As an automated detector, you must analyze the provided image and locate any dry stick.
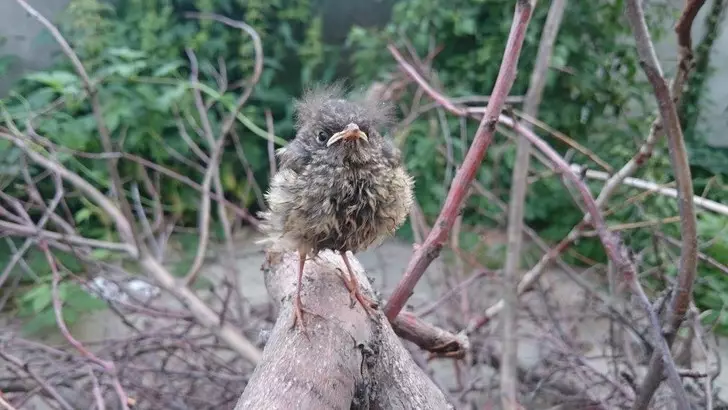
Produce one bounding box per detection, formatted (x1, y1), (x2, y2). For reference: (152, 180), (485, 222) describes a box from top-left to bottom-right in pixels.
(500, 117), (692, 408)
(0, 133), (263, 364)
(570, 164), (728, 216)
(0, 395), (19, 410)
(87, 367), (106, 410)
(0, 172), (64, 289)
(0, 134), (138, 257)
(265, 109), (277, 177)
(14, 0), (139, 250)
(182, 14), (264, 286)
(39, 241), (130, 410)
(501, 1), (564, 407)
(626, 0), (702, 408)
(384, 0), (537, 321)
(182, 48), (221, 285)
(0, 351), (75, 410)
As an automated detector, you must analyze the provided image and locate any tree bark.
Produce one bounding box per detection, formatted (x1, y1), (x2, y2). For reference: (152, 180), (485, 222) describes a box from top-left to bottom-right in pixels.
(235, 249), (454, 410)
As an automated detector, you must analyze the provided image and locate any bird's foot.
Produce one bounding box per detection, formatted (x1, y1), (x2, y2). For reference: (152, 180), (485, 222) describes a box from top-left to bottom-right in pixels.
(350, 286), (379, 318)
(290, 296), (319, 339)
(336, 268), (378, 317)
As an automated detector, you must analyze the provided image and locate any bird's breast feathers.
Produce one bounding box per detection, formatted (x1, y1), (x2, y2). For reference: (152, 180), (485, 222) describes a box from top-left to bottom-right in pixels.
(261, 162), (413, 254)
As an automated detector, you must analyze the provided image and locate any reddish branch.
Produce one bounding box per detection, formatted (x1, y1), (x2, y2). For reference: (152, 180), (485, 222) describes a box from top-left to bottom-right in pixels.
(39, 240), (130, 410)
(391, 311), (469, 359)
(384, 0), (537, 321)
(388, 0), (704, 341)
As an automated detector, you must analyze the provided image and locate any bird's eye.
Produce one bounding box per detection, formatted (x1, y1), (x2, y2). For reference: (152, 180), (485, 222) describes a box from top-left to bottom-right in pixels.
(316, 131), (328, 144)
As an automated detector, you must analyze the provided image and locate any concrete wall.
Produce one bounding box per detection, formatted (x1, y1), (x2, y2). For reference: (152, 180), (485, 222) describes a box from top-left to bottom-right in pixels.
(654, 0), (728, 147)
(0, 0), (71, 96)
(0, 0), (726, 146)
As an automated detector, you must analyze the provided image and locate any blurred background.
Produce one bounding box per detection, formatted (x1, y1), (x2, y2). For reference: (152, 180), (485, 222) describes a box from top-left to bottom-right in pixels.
(1, 0), (728, 409)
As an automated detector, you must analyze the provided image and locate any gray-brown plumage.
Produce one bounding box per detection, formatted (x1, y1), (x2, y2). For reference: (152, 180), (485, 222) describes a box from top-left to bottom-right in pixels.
(258, 84), (414, 334)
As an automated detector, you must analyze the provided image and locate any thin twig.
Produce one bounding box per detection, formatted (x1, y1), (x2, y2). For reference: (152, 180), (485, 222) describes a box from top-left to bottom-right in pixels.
(87, 367), (106, 410)
(41, 240), (130, 410)
(0, 350), (75, 410)
(265, 109), (277, 177)
(570, 164), (727, 216)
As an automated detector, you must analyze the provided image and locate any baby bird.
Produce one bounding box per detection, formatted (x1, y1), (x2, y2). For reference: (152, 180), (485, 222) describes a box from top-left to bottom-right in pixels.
(258, 84), (414, 334)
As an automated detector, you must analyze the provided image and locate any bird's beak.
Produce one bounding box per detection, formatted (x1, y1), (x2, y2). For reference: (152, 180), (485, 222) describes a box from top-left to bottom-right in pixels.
(326, 123), (369, 147)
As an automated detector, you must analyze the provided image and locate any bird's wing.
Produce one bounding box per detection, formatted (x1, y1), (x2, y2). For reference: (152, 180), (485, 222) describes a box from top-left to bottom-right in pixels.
(380, 137), (403, 167)
(276, 139), (309, 174)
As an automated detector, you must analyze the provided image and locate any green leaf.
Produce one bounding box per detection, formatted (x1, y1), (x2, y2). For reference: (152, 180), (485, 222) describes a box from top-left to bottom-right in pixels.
(155, 83), (187, 111)
(89, 248), (113, 261)
(75, 208), (93, 223)
(24, 71), (79, 92)
(107, 47), (146, 60)
(21, 308), (57, 335)
(98, 61), (148, 78)
(64, 284), (108, 312)
(153, 60), (184, 76)
(20, 284), (53, 314)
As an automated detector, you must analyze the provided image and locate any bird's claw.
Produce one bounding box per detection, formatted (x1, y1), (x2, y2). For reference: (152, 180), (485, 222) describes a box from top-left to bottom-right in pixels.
(290, 297), (319, 340)
(350, 287), (379, 317)
(336, 268), (378, 316)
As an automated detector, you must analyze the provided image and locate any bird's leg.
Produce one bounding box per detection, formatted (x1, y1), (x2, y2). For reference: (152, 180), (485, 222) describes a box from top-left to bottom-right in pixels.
(340, 252), (378, 317)
(291, 248), (317, 337)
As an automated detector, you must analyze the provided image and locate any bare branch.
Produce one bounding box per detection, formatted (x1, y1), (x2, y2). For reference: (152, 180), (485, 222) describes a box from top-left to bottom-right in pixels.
(384, 0), (538, 321)
(0, 350), (75, 410)
(626, 0), (704, 408)
(0, 132), (137, 255)
(570, 164), (728, 216)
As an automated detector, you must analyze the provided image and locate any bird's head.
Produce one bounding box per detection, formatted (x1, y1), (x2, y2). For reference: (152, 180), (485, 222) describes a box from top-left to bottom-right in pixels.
(286, 83), (396, 166)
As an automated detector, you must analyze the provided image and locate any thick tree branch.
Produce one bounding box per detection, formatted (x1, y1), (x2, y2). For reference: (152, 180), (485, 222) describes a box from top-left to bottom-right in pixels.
(236, 250), (454, 409)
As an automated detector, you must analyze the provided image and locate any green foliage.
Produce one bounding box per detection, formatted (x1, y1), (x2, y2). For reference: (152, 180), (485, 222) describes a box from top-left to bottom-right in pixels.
(0, 242), (108, 335)
(17, 279), (108, 335)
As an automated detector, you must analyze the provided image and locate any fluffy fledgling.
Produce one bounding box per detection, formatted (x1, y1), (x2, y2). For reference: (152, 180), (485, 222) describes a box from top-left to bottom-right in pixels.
(258, 84), (414, 333)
